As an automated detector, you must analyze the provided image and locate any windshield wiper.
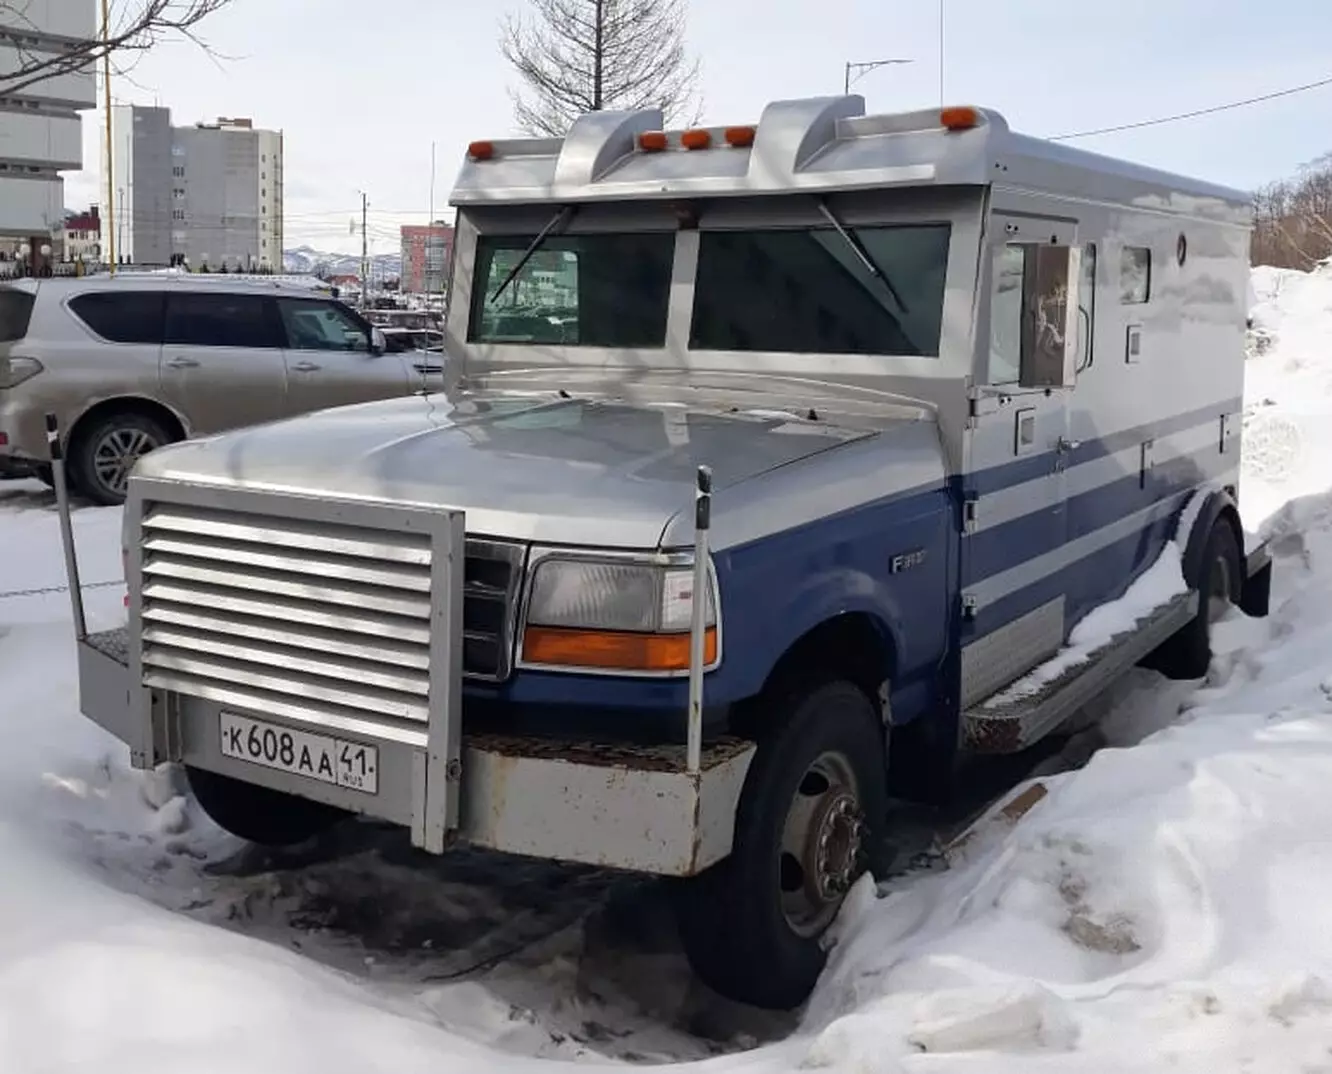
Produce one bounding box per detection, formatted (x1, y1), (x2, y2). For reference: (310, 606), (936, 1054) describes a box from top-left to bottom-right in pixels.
(816, 199), (910, 314)
(489, 206), (576, 304)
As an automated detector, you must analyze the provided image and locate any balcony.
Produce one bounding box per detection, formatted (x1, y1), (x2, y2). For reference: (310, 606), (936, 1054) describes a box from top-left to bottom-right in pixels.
(0, 174), (63, 235)
(0, 111), (82, 170)
(0, 45), (96, 107)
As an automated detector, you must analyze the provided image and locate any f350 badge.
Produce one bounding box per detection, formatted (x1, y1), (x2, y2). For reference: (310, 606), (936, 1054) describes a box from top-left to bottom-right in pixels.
(890, 548), (927, 574)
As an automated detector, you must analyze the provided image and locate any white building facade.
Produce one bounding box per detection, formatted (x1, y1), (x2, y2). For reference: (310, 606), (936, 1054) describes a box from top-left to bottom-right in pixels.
(0, 1), (98, 243)
(110, 107), (284, 270)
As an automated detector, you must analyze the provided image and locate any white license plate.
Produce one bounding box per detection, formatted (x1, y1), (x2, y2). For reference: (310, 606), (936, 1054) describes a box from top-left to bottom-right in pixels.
(219, 711), (379, 795)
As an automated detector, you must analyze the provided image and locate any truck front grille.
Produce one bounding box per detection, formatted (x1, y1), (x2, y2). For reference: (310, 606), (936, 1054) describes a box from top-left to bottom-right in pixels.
(135, 503), (524, 733)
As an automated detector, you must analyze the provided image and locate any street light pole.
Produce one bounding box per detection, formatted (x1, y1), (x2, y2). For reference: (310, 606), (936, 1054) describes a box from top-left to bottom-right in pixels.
(843, 57), (913, 96)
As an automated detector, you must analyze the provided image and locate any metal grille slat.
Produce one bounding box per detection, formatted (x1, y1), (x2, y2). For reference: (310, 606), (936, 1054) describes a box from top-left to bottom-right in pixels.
(143, 506), (431, 564)
(142, 648), (429, 721)
(142, 624), (430, 696)
(143, 580), (431, 643)
(142, 605), (430, 670)
(143, 556), (431, 619)
(143, 534), (431, 592)
(141, 670), (429, 748)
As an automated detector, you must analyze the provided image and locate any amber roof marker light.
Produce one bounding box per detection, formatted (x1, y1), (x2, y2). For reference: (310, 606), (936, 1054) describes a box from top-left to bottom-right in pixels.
(940, 107), (980, 131)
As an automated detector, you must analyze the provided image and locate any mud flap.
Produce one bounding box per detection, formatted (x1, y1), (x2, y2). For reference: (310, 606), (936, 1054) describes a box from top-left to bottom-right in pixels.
(1241, 543), (1272, 618)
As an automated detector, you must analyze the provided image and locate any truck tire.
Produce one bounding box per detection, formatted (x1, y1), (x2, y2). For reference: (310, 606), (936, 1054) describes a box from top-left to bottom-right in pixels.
(673, 679), (889, 1010)
(1150, 520), (1242, 680)
(187, 766), (347, 847)
(70, 411), (172, 506)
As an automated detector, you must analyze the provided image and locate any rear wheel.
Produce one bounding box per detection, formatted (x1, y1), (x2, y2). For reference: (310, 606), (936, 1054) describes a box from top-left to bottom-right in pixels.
(70, 411), (173, 506)
(1149, 520), (1243, 679)
(187, 766), (347, 847)
(673, 679), (889, 1010)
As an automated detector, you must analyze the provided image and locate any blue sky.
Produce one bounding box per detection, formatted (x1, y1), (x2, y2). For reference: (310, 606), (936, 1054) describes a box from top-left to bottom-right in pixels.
(70, 0), (1332, 252)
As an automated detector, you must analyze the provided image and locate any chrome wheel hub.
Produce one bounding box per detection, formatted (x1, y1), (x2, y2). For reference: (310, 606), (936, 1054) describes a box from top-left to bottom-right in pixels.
(779, 751), (865, 937)
(93, 428), (157, 496)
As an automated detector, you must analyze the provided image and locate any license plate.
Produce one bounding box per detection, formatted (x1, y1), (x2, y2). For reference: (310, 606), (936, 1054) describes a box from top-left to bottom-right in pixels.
(218, 711), (379, 795)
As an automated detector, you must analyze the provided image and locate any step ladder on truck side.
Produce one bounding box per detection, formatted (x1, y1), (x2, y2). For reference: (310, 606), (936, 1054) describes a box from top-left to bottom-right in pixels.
(54, 93), (1271, 1012)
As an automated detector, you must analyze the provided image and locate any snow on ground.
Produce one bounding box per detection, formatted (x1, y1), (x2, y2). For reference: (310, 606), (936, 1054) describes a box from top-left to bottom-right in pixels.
(6, 266), (1332, 1071)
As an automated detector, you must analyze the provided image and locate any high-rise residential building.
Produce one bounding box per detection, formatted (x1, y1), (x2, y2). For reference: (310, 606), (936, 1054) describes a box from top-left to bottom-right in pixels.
(108, 107), (283, 270)
(400, 222), (454, 294)
(0, 2), (98, 245)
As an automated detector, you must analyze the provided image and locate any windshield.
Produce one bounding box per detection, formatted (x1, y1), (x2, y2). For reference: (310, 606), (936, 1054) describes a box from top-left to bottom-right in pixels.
(469, 232), (674, 347)
(691, 224), (951, 357)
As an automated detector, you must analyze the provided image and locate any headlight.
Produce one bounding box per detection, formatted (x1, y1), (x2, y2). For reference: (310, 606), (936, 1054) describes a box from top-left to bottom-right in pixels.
(521, 556), (718, 674)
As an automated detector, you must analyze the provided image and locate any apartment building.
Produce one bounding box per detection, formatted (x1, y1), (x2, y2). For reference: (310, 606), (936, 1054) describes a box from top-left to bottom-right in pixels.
(400, 222), (454, 294)
(0, 1), (98, 243)
(109, 106), (283, 270)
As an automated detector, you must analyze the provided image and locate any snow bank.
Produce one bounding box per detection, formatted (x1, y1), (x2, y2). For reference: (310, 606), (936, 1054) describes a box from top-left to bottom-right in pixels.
(1243, 262), (1332, 525)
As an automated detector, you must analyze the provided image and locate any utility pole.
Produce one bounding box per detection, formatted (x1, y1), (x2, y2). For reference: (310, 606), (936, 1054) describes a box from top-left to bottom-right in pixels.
(100, 0), (115, 274)
(843, 57), (913, 96)
(359, 190), (369, 307)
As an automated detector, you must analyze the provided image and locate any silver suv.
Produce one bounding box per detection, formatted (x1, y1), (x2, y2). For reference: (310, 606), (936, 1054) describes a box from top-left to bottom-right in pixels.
(0, 275), (446, 504)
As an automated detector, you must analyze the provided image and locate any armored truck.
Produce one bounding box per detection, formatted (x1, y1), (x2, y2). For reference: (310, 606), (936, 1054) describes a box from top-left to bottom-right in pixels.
(59, 96), (1271, 1010)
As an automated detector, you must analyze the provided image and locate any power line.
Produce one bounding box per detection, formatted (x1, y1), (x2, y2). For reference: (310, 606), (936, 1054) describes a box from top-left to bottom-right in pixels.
(1051, 73), (1332, 141)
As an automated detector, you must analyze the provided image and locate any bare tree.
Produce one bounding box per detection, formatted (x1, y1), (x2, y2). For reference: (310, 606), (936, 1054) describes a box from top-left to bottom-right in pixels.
(501, 0), (701, 136)
(1252, 153), (1332, 270)
(0, 1), (232, 98)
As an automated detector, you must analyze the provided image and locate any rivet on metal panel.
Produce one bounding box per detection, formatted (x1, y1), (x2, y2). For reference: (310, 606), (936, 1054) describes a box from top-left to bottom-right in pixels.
(445, 758), (462, 781)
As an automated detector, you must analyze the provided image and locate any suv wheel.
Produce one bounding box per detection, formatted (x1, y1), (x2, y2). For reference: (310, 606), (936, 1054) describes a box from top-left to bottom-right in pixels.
(72, 412), (171, 506)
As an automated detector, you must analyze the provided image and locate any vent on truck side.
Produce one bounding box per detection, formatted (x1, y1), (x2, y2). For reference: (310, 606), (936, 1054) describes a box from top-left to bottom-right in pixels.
(135, 504), (524, 734)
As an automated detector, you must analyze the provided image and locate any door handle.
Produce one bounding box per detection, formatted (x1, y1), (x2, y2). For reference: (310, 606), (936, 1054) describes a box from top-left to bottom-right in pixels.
(166, 355), (199, 369)
(291, 360), (321, 372)
(1056, 436), (1081, 454)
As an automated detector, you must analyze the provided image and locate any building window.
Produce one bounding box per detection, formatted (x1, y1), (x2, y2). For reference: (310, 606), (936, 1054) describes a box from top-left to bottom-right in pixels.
(261, 239), (267, 248)
(1120, 246), (1151, 305)
(261, 189), (266, 198)
(261, 222), (267, 231)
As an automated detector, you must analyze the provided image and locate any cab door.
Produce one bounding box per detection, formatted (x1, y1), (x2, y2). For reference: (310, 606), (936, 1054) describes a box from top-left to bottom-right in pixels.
(275, 296), (410, 414)
(958, 214), (1085, 702)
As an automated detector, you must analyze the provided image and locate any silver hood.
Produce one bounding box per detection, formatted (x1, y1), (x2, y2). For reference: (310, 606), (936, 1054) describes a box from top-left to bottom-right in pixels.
(134, 392), (913, 548)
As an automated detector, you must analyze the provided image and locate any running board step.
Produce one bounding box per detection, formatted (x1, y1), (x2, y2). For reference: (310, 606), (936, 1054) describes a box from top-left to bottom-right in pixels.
(963, 591), (1198, 754)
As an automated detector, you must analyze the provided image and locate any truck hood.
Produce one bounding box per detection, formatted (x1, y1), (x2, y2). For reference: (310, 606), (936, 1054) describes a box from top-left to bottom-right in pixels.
(134, 392), (890, 548)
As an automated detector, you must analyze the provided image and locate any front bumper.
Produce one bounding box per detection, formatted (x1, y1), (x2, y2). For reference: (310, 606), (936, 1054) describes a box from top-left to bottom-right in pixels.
(78, 628), (754, 876)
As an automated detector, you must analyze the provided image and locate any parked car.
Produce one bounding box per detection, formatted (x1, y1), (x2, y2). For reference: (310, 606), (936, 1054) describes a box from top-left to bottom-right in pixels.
(0, 275), (445, 504)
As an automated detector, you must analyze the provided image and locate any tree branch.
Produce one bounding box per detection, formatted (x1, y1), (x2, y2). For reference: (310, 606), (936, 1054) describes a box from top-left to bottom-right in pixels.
(0, 0), (233, 97)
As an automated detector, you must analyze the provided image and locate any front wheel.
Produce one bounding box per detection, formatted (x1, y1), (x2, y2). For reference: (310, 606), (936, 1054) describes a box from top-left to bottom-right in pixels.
(673, 680), (889, 1010)
(187, 766), (347, 847)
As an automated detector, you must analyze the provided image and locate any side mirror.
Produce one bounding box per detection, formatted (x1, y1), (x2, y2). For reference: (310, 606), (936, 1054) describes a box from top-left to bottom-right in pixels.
(370, 326), (387, 355)
(1019, 245), (1080, 390)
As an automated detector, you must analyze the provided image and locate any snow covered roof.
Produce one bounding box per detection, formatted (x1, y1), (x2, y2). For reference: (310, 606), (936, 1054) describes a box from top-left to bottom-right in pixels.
(450, 95), (1252, 223)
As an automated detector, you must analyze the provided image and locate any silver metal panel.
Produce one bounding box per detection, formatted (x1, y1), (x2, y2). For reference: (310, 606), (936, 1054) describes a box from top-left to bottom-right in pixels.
(960, 596), (1064, 709)
(965, 592), (1197, 753)
(963, 489), (1193, 613)
(460, 738), (756, 876)
(424, 510), (465, 852)
(77, 636), (136, 744)
(450, 98), (1250, 217)
(970, 418), (1224, 534)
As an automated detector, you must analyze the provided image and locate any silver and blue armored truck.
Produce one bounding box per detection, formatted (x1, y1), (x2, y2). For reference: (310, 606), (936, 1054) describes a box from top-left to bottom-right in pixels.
(59, 96), (1271, 1010)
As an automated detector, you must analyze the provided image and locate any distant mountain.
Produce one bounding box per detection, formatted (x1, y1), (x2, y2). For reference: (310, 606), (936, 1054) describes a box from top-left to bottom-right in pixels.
(283, 245), (401, 279)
